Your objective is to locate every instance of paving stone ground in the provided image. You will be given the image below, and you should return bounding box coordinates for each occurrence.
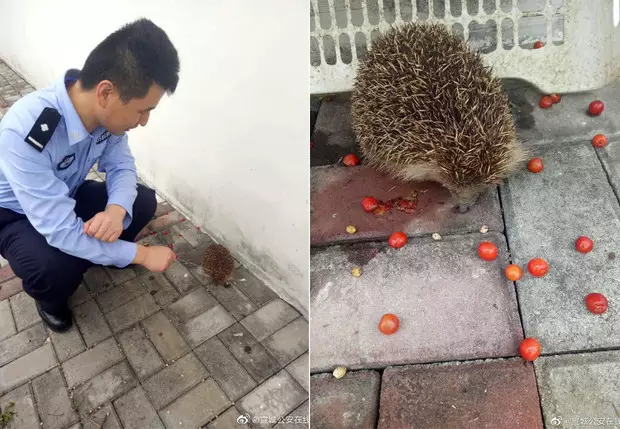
[0,61,308,428]
[310,83,620,428]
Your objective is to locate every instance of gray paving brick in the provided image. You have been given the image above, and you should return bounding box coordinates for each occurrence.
[240,299,299,342]
[166,287,218,324]
[71,361,137,415]
[154,202,172,219]
[163,260,201,294]
[81,405,123,429]
[231,267,278,308]
[262,317,308,366]
[74,299,112,347]
[106,293,159,332]
[171,221,214,248]
[210,284,257,320]
[180,304,236,347]
[32,367,78,429]
[142,352,209,409]
[0,277,22,302]
[237,370,308,429]
[180,247,213,286]
[83,266,113,295]
[0,299,15,341]
[114,386,164,429]
[95,278,147,313]
[68,283,91,308]
[218,324,280,383]
[104,266,137,285]
[158,228,193,254]
[0,343,57,395]
[275,401,309,428]
[286,352,309,393]
[195,337,257,402]
[117,327,164,379]
[206,406,245,429]
[0,323,46,366]
[159,379,231,429]
[10,291,39,331]
[147,210,185,232]
[0,384,39,429]
[62,337,123,388]
[140,273,180,307]
[142,311,189,363]
[47,324,85,362]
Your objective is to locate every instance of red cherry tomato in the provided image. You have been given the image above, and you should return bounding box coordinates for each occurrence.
[520,337,541,361]
[343,154,359,166]
[528,258,548,277]
[533,41,544,49]
[592,134,608,148]
[575,236,593,254]
[550,93,561,104]
[527,158,543,173]
[378,313,400,335]
[505,264,523,281]
[539,96,553,109]
[361,197,378,213]
[477,241,498,261]
[388,232,407,249]
[589,100,604,116]
[585,292,608,314]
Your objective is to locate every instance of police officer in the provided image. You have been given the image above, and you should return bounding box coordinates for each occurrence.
[0,18,180,332]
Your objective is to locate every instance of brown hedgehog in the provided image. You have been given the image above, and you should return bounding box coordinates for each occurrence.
[350,22,527,213]
[202,244,235,286]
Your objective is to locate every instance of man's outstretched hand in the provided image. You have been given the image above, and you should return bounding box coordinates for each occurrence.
[84,204,126,242]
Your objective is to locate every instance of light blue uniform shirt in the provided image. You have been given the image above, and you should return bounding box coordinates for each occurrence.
[0,69,138,268]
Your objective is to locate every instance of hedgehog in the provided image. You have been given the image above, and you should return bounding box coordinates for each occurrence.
[350,22,527,213]
[202,244,235,286]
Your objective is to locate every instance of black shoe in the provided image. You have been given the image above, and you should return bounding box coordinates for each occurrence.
[35,301,73,332]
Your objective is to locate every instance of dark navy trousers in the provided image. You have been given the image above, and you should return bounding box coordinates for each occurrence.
[0,180,156,313]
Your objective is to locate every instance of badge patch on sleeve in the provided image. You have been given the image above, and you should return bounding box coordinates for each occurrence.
[57,153,76,170]
[96,131,111,144]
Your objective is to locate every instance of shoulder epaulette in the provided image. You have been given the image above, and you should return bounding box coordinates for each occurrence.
[24,107,61,152]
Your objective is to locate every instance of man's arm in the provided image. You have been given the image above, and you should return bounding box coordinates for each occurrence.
[0,129,137,267]
[97,133,137,230]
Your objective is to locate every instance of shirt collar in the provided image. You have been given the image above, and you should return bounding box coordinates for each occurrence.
[55,69,92,146]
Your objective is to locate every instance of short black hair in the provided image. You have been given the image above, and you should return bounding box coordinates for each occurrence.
[79,18,180,103]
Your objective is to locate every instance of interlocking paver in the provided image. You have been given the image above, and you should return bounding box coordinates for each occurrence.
[237,369,308,429]
[68,283,91,308]
[209,284,257,320]
[170,220,214,248]
[105,266,137,285]
[310,370,380,429]
[0,343,57,394]
[311,165,503,246]
[310,233,523,372]
[95,278,147,313]
[162,260,201,294]
[286,352,309,393]
[0,300,15,341]
[0,265,15,283]
[310,94,356,167]
[218,323,280,383]
[276,400,309,428]
[114,386,164,429]
[81,405,122,429]
[105,293,159,332]
[47,324,85,362]
[194,337,257,402]
[62,337,123,388]
[262,317,308,366]
[71,361,137,415]
[117,327,164,379]
[0,277,22,301]
[0,322,47,366]
[206,406,245,428]
[501,142,620,353]
[140,273,180,307]
[142,311,189,363]
[0,383,40,429]
[83,265,113,295]
[158,228,193,254]
[142,352,208,410]
[32,367,79,429]
[166,287,219,324]
[240,298,300,342]
[159,379,231,429]
[73,299,112,346]
[147,211,185,232]
[534,350,620,428]
[231,267,278,307]
[10,291,39,331]
[179,304,236,347]
[154,202,173,218]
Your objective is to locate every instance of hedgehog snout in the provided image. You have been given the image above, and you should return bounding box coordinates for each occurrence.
[453,186,484,214]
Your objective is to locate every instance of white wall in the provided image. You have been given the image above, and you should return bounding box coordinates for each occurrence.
[0,1,310,316]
